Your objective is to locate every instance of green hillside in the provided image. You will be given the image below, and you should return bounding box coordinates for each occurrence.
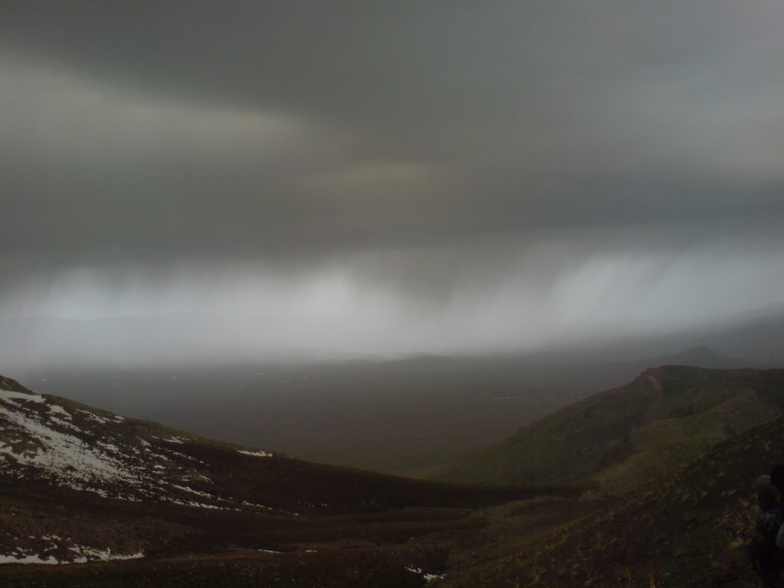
[440,367,784,494]
[439,410,784,587]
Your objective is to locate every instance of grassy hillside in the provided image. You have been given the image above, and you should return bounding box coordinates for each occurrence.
[438,411,784,587]
[440,367,784,494]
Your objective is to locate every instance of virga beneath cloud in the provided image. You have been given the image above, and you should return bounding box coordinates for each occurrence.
[1,2,783,364]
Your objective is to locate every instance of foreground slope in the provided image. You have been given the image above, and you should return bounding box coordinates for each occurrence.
[0,374,585,585]
[440,366,784,493]
[439,409,784,587]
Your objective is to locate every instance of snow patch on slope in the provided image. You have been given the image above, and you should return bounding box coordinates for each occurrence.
[0,379,277,512]
[0,389,44,403]
[0,546,144,565]
[238,449,273,457]
[0,405,140,486]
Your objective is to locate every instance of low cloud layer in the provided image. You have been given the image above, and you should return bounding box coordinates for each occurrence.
[2,2,784,364]
[4,226,783,366]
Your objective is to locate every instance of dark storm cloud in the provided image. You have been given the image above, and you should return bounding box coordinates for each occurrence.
[3,1,783,260]
[1,1,784,362]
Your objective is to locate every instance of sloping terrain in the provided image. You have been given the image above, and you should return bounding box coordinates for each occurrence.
[438,409,784,587]
[11,345,757,479]
[0,374,587,586]
[440,366,784,494]
[0,374,282,509]
[5,365,783,587]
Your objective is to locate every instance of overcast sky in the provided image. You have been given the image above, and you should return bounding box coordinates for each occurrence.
[2,1,784,364]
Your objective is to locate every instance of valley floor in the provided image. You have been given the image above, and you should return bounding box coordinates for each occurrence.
[0,496,607,588]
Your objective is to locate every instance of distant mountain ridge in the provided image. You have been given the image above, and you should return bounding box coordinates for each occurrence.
[439,365,784,494]
[617,345,763,369]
